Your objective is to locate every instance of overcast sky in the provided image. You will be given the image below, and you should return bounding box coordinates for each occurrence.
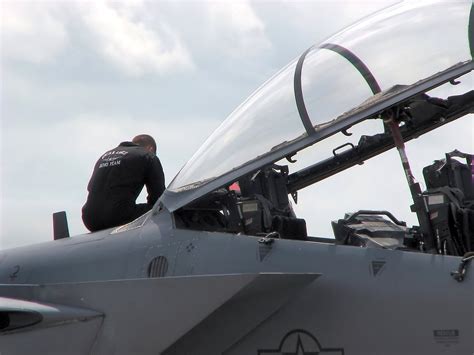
[1,0,472,249]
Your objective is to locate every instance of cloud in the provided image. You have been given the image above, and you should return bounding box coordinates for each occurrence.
[77,1,194,76]
[207,1,272,57]
[0,1,68,64]
[278,0,399,44]
[1,1,194,77]
[1,0,271,78]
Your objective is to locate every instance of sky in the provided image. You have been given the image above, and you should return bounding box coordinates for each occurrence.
[1,0,472,249]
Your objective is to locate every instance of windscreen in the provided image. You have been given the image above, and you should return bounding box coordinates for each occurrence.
[169,60,305,190]
[169,1,473,192]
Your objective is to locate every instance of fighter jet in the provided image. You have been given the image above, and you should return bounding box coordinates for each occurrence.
[1,1,473,354]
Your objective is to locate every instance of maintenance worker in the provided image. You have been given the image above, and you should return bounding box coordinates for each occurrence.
[82,134,165,232]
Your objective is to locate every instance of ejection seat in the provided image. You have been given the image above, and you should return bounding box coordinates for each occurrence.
[421,151,474,255]
[332,150,474,256]
[237,165,308,240]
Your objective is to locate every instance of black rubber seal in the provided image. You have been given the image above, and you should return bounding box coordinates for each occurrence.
[294,46,317,135]
[320,43,382,95]
[293,43,382,136]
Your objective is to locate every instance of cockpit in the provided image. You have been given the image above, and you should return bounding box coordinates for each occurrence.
[162,1,473,257]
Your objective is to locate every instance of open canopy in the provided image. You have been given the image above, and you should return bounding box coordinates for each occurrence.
[163,0,473,212]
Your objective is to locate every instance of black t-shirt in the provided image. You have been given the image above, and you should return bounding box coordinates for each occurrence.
[82,142,165,230]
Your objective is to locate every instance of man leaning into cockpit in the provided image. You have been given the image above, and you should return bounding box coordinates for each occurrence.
[82,134,165,232]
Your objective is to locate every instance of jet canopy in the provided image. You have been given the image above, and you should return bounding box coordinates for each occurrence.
[163,1,473,212]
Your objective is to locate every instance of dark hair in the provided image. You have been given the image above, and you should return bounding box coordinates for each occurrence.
[132,134,157,153]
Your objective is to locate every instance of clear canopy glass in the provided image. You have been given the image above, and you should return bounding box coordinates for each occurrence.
[169,60,304,190]
[170,0,473,192]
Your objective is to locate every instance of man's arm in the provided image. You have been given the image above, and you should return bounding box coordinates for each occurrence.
[145,155,166,206]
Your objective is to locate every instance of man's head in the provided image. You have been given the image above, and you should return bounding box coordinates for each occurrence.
[132,134,157,154]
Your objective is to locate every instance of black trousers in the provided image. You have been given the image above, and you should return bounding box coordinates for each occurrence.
[82,201,152,232]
